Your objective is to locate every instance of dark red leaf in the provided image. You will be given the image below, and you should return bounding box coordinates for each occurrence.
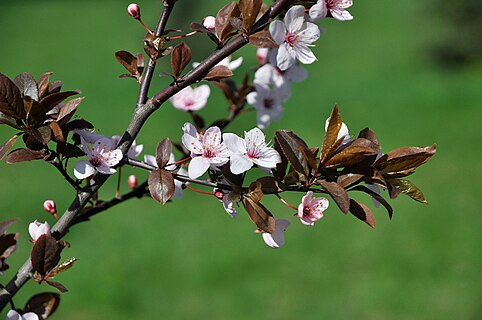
[40,91,79,111]
[387,178,428,204]
[13,72,39,101]
[57,143,84,159]
[57,97,84,125]
[148,169,175,205]
[156,138,172,168]
[171,42,192,79]
[49,122,65,143]
[62,119,94,132]
[320,105,343,164]
[31,234,63,276]
[0,134,18,160]
[215,2,241,44]
[23,292,60,319]
[0,73,25,120]
[275,130,316,179]
[6,148,46,164]
[349,199,376,228]
[256,176,287,194]
[239,0,263,32]
[242,196,276,234]
[31,125,52,144]
[249,30,279,48]
[45,280,68,293]
[358,128,380,153]
[375,144,436,177]
[0,233,17,259]
[0,219,16,235]
[204,66,233,81]
[317,179,350,213]
[324,139,378,168]
[350,185,394,219]
[37,72,54,99]
[115,51,139,76]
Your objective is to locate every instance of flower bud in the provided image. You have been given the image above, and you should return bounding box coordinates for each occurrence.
[213,188,224,200]
[127,3,141,20]
[202,16,216,30]
[43,200,57,215]
[28,220,51,242]
[128,175,138,189]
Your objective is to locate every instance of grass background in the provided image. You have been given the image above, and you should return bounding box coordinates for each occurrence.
[0,1,481,319]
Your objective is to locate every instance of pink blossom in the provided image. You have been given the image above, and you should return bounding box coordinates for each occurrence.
[262,219,290,248]
[246,82,291,129]
[111,135,143,159]
[28,220,51,242]
[6,310,39,320]
[213,188,238,218]
[127,3,141,20]
[256,48,269,64]
[42,200,57,215]
[309,0,354,21]
[254,62,308,88]
[297,191,329,226]
[223,128,281,175]
[128,175,138,189]
[202,16,216,30]
[269,5,321,71]
[181,125,231,179]
[170,85,210,111]
[74,137,123,179]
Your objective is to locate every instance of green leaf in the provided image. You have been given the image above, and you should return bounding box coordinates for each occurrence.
[388,178,428,204]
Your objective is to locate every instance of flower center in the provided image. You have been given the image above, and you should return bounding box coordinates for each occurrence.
[203,148,216,158]
[184,98,195,107]
[263,98,274,109]
[303,206,311,216]
[285,32,299,47]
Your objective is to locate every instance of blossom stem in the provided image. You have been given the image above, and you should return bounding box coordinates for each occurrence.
[116,167,122,198]
[275,194,298,210]
[165,31,197,41]
[185,184,214,196]
[139,19,155,35]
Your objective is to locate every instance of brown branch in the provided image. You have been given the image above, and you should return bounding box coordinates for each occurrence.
[0,0,292,310]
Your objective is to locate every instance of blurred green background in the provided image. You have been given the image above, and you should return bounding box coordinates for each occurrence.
[1,1,481,319]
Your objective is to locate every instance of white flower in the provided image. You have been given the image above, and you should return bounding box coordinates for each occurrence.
[223,128,281,175]
[73,129,107,144]
[193,56,243,71]
[144,153,187,198]
[269,5,320,71]
[254,61,307,88]
[309,0,354,21]
[324,117,351,146]
[262,219,290,249]
[111,135,143,159]
[170,85,210,111]
[246,82,291,129]
[182,126,231,179]
[28,220,51,242]
[6,310,39,320]
[74,137,123,179]
[297,191,329,226]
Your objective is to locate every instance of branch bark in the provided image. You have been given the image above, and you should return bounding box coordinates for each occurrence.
[0,0,292,310]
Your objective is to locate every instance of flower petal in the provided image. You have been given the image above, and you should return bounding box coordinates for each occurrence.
[269,20,286,45]
[262,219,290,248]
[277,44,296,71]
[144,154,158,168]
[74,160,96,179]
[252,148,281,169]
[203,126,222,146]
[331,8,353,21]
[229,154,253,175]
[6,310,22,320]
[300,22,321,44]
[182,132,204,155]
[294,44,317,65]
[222,133,246,154]
[96,164,117,175]
[227,57,243,70]
[188,156,210,179]
[23,313,40,320]
[309,0,328,20]
[284,5,305,33]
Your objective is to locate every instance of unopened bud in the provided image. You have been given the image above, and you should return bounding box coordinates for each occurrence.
[43,200,57,215]
[28,220,51,242]
[256,48,268,64]
[127,3,141,20]
[128,175,138,189]
[202,16,216,30]
[213,188,224,200]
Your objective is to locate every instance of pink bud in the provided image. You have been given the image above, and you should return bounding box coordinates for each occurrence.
[28,220,51,242]
[213,188,224,200]
[128,175,138,189]
[127,3,141,20]
[43,200,57,215]
[256,48,268,64]
[202,16,216,30]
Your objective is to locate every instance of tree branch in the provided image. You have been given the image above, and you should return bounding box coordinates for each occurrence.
[0,0,293,310]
